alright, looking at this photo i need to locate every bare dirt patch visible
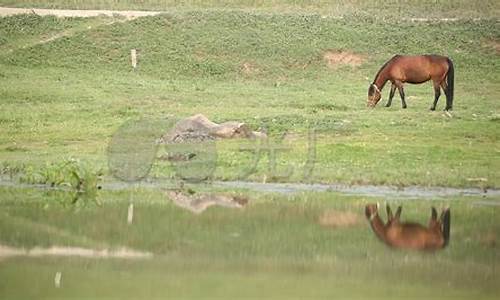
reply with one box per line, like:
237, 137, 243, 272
478, 231, 497, 248
241, 62, 259, 75
323, 50, 365, 69
483, 39, 500, 54
318, 210, 362, 228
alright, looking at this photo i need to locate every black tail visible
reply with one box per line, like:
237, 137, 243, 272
445, 58, 454, 110
442, 209, 451, 247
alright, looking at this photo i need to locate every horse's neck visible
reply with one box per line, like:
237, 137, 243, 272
373, 66, 390, 90
369, 214, 387, 242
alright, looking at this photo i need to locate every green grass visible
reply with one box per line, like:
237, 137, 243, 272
0, 186, 499, 299
0, 12, 499, 188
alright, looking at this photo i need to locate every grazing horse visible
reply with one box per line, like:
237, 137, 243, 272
365, 203, 450, 251
367, 55, 454, 110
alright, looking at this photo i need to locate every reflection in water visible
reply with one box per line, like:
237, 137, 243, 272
166, 190, 248, 214
0, 244, 152, 260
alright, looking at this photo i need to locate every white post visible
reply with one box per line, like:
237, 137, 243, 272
131, 49, 137, 69
127, 203, 134, 225
54, 271, 62, 288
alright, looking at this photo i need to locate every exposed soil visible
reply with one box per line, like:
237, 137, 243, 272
483, 39, 500, 54
323, 50, 365, 69
318, 210, 362, 228
241, 62, 259, 75
478, 232, 497, 248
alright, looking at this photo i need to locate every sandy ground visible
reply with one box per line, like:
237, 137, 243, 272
0, 6, 162, 19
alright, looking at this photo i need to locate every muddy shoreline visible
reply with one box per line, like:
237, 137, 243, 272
1, 177, 499, 199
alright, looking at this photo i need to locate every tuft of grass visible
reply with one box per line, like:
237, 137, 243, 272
1, 159, 103, 205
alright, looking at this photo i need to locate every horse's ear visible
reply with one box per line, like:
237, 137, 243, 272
395, 206, 402, 220
431, 207, 438, 220
386, 204, 393, 220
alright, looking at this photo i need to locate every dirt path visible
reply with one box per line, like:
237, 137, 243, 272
0, 7, 491, 21
0, 244, 153, 260
0, 7, 162, 19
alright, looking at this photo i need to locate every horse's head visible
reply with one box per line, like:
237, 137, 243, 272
367, 84, 381, 107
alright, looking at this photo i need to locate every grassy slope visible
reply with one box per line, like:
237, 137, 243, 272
0, 187, 499, 299
0, 13, 499, 187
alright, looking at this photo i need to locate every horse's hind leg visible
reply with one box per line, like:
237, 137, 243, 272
385, 83, 396, 107
440, 81, 452, 111
431, 81, 441, 111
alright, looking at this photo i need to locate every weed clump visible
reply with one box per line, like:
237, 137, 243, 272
1, 159, 102, 205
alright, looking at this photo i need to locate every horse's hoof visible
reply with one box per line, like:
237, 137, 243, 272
430, 107, 436, 111
402, 106, 407, 109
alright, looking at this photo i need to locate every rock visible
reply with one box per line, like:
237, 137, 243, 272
160, 114, 266, 143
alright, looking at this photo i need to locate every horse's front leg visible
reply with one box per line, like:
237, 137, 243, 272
396, 82, 407, 109
385, 83, 396, 107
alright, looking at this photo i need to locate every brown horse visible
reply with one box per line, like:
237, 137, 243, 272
365, 203, 450, 251
367, 55, 454, 111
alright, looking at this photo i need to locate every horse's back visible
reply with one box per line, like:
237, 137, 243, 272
385, 222, 445, 250
389, 55, 449, 83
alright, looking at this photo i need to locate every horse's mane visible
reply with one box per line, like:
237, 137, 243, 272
372, 55, 398, 84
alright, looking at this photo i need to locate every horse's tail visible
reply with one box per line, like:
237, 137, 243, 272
442, 208, 451, 248
446, 58, 454, 110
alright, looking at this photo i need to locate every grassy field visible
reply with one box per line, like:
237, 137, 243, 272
0, 2, 499, 299
0, 11, 499, 188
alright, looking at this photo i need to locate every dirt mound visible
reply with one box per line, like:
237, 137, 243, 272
241, 62, 259, 75
323, 50, 365, 68
483, 39, 500, 54
318, 210, 362, 228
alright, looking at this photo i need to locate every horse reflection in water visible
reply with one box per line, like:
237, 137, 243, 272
365, 203, 450, 251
